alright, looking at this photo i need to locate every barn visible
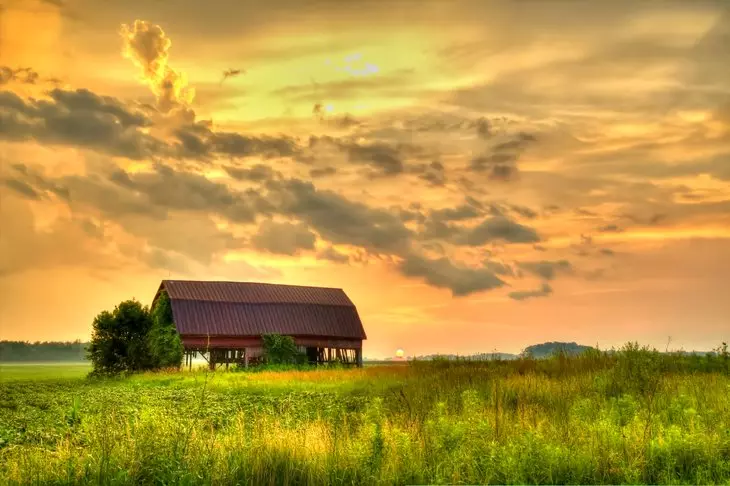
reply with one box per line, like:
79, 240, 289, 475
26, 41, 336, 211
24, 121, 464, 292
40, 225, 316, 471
151, 280, 367, 369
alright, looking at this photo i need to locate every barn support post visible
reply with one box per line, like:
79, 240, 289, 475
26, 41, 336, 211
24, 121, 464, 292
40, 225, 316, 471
244, 347, 249, 368
356, 348, 363, 368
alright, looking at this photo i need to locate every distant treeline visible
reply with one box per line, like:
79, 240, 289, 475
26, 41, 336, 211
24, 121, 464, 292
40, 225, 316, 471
0, 341, 89, 362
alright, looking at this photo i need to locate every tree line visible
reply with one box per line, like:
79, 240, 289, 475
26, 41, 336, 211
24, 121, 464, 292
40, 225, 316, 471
0, 340, 89, 362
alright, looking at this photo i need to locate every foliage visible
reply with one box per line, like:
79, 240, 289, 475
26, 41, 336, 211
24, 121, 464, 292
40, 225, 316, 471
2, 343, 730, 484
87, 299, 154, 375
261, 334, 306, 365
0, 340, 88, 362
523, 341, 596, 358
147, 290, 183, 369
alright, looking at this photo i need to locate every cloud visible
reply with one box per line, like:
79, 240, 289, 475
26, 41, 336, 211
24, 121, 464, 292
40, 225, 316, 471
346, 141, 404, 176
108, 163, 263, 223
517, 260, 572, 280
509, 204, 538, 219
316, 246, 349, 264
460, 216, 541, 245
220, 68, 245, 85
120, 20, 195, 112
309, 166, 337, 178
399, 253, 506, 297
174, 123, 298, 159
267, 178, 413, 254
508, 283, 553, 301
0, 66, 40, 85
470, 132, 537, 181
597, 224, 623, 233
0, 89, 162, 160
251, 220, 317, 255
3, 179, 41, 200
225, 164, 278, 182
410, 160, 446, 186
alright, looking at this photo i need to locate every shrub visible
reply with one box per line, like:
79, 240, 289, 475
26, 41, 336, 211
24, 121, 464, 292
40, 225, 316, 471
148, 290, 184, 369
87, 299, 154, 375
261, 334, 306, 365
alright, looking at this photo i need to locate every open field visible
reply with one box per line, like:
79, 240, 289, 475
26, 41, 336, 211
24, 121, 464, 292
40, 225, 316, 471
1, 347, 729, 485
0, 363, 91, 382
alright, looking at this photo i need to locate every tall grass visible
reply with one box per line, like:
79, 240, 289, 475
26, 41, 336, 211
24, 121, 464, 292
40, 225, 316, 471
1, 343, 729, 484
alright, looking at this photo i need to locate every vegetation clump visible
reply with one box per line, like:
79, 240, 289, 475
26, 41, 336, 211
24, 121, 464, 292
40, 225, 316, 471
87, 292, 182, 375
261, 333, 307, 365
147, 290, 184, 369
87, 299, 154, 375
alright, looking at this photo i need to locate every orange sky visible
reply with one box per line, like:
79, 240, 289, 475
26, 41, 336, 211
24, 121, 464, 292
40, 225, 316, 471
1, 0, 728, 357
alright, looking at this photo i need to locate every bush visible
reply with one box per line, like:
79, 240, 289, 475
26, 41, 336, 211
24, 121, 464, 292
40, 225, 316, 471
148, 290, 184, 368
87, 299, 154, 374
261, 334, 306, 365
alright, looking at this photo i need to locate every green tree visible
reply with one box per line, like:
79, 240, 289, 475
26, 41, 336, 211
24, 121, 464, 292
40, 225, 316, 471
148, 290, 184, 368
261, 334, 305, 365
87, 299, 154, 374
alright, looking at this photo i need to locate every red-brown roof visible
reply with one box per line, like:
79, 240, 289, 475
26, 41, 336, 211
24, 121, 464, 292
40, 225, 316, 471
156, 280, 367, 340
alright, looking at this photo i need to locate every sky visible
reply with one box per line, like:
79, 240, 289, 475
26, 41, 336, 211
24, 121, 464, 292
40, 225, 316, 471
0, 0, 728, 357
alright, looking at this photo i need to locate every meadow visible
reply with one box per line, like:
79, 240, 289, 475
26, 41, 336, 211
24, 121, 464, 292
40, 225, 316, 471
1, 344, 729, 485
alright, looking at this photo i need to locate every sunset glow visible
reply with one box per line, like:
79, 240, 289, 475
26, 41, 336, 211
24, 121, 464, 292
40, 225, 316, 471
1, 0, 728, 357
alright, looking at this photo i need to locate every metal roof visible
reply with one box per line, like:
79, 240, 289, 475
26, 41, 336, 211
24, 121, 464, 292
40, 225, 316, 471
156, 280, 366, 340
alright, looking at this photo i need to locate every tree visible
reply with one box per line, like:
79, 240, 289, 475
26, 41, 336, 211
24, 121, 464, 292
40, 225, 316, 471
87, 299, 154, 374
148, 290, 183, 368
261, 334, 305, 365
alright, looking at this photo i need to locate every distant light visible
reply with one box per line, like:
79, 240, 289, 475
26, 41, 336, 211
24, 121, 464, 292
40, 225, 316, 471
395, 349, 405, 358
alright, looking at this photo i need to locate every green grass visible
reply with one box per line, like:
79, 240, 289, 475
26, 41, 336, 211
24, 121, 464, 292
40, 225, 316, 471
0, 362, 91, 382
0, 345, 729, 485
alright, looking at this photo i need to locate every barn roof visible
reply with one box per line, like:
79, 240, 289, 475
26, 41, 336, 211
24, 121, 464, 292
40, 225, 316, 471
154, 280, 367, 340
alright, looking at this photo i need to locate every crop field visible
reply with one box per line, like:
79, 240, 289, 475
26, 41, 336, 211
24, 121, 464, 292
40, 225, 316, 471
1, 346, 729, 485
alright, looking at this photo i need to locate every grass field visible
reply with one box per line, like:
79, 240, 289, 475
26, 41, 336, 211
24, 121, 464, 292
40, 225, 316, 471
1, 345, 729, 485
0, 363, 91, 382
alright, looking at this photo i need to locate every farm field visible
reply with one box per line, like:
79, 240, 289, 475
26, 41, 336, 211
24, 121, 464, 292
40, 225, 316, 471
0, 363, 91, 382
1, 347, 729, 485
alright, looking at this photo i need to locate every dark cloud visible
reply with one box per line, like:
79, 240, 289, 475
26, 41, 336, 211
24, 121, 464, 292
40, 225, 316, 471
3, 179, 41, 200
460, 216, 541, 245
410, 160, 446, 186
508, 283, 553, 301
266, 178, 413, 254
142, 247, 190, 274
0, 89, 162, 160
599, 248, 616, 256
225, 164, 278, 182
221, 68, 245, 85
399, 253, 506, 297
470, 131, 537, 180
517, 260, 572, 281
0, 67, 40, 85
475, 117, 491, 138
174, 123, 298, 160
484, 260, 515, 276
0, 87, 299, 162
316, 246, 349, 264
107, 163, 263, 223
509, 204, 538, 219
345, 141, 404, 176
251, 220, 317, 255
309, 166, 337, 178
597, 224, 623, 233
7, 164, 70, 201
430, 203, 481, 223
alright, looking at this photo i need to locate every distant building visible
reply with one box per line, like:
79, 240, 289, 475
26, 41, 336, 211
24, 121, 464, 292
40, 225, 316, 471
152, 280, 367, 369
